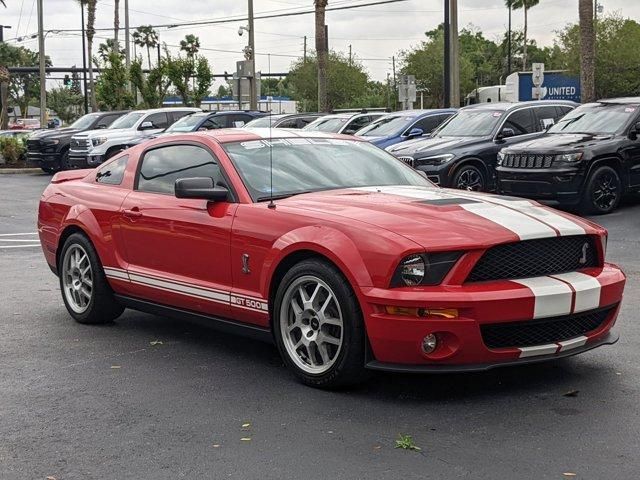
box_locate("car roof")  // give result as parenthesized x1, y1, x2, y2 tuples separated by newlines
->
(461, 100, 578, 112)
(597, 97, 640, 104)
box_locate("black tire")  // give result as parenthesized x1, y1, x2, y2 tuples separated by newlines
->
(41, 166, 57, 174)
(59, 150, 72, 170)
(579, 165, 622, 215)
(58, 233, 124, 324)
(273, 259, 367, 389)
(452, 164, 486, 191)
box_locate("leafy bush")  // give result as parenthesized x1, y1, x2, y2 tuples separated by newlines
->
(0, 136, 27, 165)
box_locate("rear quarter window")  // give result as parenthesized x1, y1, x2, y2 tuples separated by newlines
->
(95, 155, 128, 185)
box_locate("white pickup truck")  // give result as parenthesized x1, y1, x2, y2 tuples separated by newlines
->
(68, 107, 200, 168)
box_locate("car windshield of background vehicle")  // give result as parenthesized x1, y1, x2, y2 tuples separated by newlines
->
(304, 117, 349, 132)
(245, 116, 280, 128)
(224, 138, 432, 201)
(109, 112, 145, 129)
(548, 103, 639, 135)
(70, 113, 101, 130)
(165, 114, 206, 132)
(355, 115, 414, 137)
(435, 110, 503, 137)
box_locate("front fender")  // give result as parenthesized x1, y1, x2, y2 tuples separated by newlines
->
(260, 225, 375, 296)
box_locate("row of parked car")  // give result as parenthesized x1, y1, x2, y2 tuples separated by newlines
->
(26, 98, 640, 214)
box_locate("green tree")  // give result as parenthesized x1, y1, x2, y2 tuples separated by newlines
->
(165, 48, 213, 107)
(288, 51, 369, 111)
(98, 39, 124, 62)
(506, 0, 541, 70)
(179, 34, 200, 58)
(133, 25, 159, 70)
(130, 58, 170, 108)
(217, 84, 230, 98)
(47, 87, 83, 124)
(94, 50, 134, 110)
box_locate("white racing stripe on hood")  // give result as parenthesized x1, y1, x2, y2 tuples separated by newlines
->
(454, 192, 586, 237)
(353, 185, 446, 200)
(460, 202, 556, 240)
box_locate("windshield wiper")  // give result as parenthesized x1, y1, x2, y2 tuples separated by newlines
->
(256, 191, 313, 202)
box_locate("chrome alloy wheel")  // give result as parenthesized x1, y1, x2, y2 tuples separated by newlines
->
(62, 244, 93, 314)
(279, 275, 344, 375)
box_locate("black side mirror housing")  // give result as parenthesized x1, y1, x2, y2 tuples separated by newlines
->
(407, 127, 424, 138)
(496, 127, 516, 141)
(175, 177, 229, 201)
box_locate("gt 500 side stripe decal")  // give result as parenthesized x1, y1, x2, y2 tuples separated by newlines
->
(103, 267, 269, 313)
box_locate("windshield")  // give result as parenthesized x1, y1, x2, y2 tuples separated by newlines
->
(71, 113, 101, 130)
(303, 117, 348, 133)
(109, 112, 145, 129)
(245, 116, 279, 128)
(435, 109, 503, 137)
(356, 115, 414, 137)
(549, 103, 638, 135)
(223, 138, 432, 201)
(164, 114, 203, 132)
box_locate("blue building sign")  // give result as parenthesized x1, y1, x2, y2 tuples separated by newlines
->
(519, 73, 581, 102)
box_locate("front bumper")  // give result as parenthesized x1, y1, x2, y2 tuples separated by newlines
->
(69, 151, 104, 169)
(497, 165, 586, 204)
(26, 150, 62, 168)
(361, 264, 625, 368)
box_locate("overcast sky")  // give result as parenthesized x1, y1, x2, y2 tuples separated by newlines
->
(2, 0, 639, 89)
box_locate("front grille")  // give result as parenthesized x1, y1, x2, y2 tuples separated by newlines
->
(502, 153, 554, 169)
(71, 138, 91, 150)
(481, 306, 614, 349)
(467, 235, 599, 282)
(397, 156, 414, 167)
(27, 139, 42, 151)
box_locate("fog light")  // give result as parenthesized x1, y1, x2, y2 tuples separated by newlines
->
(422, 334, 438, 354)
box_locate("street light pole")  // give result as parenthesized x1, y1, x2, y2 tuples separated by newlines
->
(507, 5, 512, 75)
(37, 0, 47, 127)
(124, 0, 131, 70)
(80, 4, 89, 114)
(248, 0, 257, 110)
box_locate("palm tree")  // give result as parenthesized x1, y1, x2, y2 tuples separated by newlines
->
(314, 0, 328, 112)
(506, 0, 540, 71)
(179, 34, 200, 59)
(98, 39, 124, 62)
(579, 0, 595, 102)
(113, 0, 120, 51)
(133, 26, 159, 70)
(77, 0, 99, 111)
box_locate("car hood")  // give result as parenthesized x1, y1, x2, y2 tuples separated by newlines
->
(72, 128, 135, 139)
(277, 185, 601, 250)
(503, 133, 615, 153)
(387, 136, 488, 157)
(30, 127, 81, 139)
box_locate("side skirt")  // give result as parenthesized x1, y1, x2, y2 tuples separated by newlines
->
(114, 294, 274, 344)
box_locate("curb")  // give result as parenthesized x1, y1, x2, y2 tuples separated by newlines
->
(0, 168, 44, 174)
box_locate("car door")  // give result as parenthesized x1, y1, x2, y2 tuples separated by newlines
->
(117, 143, 237, 318)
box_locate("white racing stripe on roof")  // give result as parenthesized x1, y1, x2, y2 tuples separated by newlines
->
(461, 202, 557, 240)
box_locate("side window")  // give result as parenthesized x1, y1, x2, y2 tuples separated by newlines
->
(202, 117, 226, 130)
(142, 112, 169, 129)
(298, 117, 317, 128)
(137, 145, 222, 194)
(99, 114, 122, 128)
(278, 118, 298, 128)
(503, 109, 536, 136)
(229, 114, 253, 127)
(96, 155, 128, 185)
(413, 115, 445, 134)
(534, 106, 560, 130)
(556, 106, 573, 118)
(344, 116, 371, 134)
(170, 110, 193, 123)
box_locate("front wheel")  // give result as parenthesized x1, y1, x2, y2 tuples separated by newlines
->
(273, 259, 367, 388)
(59, 233, 124, 324)
(579, 165, 622, 215)
(452, 164, 485, 191)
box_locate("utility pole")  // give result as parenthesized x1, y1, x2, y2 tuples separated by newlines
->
(349, 44, 352, 66)
(303, 36, 307, 62)
(392, 55, 396, 109)
(444, 0, 450, 107)
(248, 0, 257, 110)
(80, 4, 88, 114)
(449, 0, 460, 107)
(124, 0, 131, 69)
(37, 0, 47, 127)
(507, 5, 512, 75)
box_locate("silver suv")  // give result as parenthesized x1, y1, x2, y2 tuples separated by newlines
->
(69, 107, 200, 168)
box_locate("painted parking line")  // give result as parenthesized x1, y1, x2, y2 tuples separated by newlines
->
(0, 232, 40, 249)
(0, 244, 41, 249)
(0, 232, 39, 236)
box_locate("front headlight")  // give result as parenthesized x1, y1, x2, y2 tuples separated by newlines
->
(415, 154, 455, 166)
(46, 138, 60, 145)
(92, 137, 108, 146)
(391, 251, 463, 287)
(497, 151, 505, 166)
(555, 152, 583, 162)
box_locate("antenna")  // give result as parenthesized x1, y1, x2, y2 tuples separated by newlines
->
(267, 53, 276, 209)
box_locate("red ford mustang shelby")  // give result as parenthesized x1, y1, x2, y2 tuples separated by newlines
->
(38, 129, 626, 387)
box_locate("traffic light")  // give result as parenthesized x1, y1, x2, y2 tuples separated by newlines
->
(63, 75, 71, 87)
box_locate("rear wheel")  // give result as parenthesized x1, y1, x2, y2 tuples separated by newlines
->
(579, 165, 622, 215)
(452, 164, 485, 191)
(59, 233, 124, 324)
(273, 259, 367, 388)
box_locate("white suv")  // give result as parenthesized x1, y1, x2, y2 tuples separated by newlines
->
(69, 107, 200, 168)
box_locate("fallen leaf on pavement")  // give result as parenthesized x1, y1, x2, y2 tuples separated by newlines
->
(242, 423, 251, 428)
(240, 437, 251, 442)
(150, 340, 163, 346)
(563, 473, 577, 477)
(563, 390, 579, 397)
(110, 365, 121, 369)
(213, 444, 221, 448)
(46, 476, 57, 480)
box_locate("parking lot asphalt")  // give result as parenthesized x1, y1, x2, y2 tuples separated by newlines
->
(1, 173, 638, 480)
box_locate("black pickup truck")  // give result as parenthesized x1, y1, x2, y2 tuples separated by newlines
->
(27, 111, 128, 173)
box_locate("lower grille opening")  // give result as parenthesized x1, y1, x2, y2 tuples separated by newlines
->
(481, 306, 615, 349)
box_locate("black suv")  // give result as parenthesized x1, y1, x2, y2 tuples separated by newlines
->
(497, 98, 640, 214)
(26, 111, 128, 173)
(387, 101, 576, 191)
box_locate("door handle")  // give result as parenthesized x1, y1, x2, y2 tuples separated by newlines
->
(123, 207, 143, 219)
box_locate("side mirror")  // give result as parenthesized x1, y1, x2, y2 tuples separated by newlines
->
(139, 121, 154, 130)
(96, 123, 108, 129)
(407, 127, 424, 138)
(496, 127, 515, 141)
(632, 122, 640, 138)
(175, 177, 229, 201)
